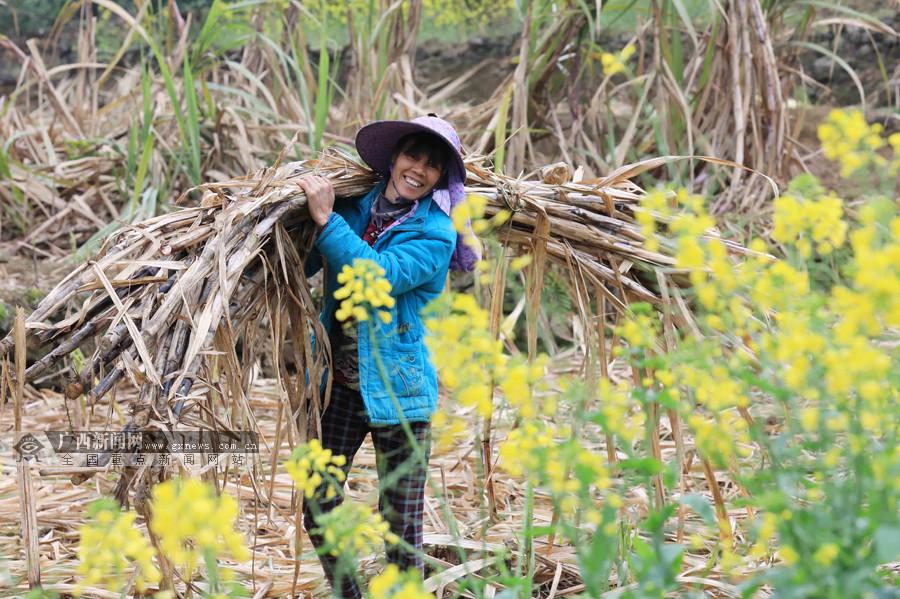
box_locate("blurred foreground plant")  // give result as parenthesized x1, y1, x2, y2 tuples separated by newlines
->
(419, 108, 899, 598)
(149, 478, 250, 597)
(368, 563, 434, 599)
(285, 438, 348, 499)
(625, 108, 900, 596)
(74, 478, 249, 597)
(75, 499, 160, 595)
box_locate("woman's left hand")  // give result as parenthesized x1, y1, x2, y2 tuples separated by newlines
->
(298, 175, 335, 228)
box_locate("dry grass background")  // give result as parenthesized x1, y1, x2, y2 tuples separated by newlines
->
(3, 0, 894, 257)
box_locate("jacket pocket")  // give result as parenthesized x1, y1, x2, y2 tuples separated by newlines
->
(387, 344, 426, 398)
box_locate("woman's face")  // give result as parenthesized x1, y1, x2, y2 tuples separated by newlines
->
(386, 148, 443, 202)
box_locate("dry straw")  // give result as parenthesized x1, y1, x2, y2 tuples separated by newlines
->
(1, 148, 758, 426)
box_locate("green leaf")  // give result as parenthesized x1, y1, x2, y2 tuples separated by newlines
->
(0, 145, 25, 218)
(632, 536, 654, 561)
(644, 503, 678, 532)
(679, 493, 717, 527)
(620, 457, 663, 475)
(183, 53, 202, 186)
(695, 13, 720, 93)
(667, 1, 686, 86)
(874, 525, 900, 563)
(86, 497, 120, 517)
(660, 542, 685, 569)
(786, 173, 826, 199)
(796, 0, 897, 35)
(670, 0, 699, 49)
(131, 133, 155, 212)
(530, 524, 558, 537)
(313, 37, 330, 152)
(125, 120, 139, 188)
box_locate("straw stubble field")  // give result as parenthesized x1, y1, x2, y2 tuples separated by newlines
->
(2, 358, 752, 598)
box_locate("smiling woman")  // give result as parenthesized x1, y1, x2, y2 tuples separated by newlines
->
(296, 115, 478, 598)
(386, 133, 451, 200)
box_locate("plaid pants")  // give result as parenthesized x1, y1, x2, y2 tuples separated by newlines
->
(303, 382, 431, 599)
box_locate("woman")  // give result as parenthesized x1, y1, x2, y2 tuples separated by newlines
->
(298, 115, 476, 597)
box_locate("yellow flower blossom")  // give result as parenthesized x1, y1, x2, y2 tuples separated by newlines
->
(813, 543, 840, 567)
(501, 420, 612, 510)
(369, 563, 435, 599)
(426, 292, 549, 419)
(778, 544, 799, 566)
(334, 259, 394, 324)
(772, 194, 847, 257)
(431, 410, 467, 453)
(597, 378, 644, 445)
(510, 254, 532, 271)
(423, 0, 515, 28)
(500, 422, 554, 480)
(452, 193, 508, 250)
(599, 44, 636, 77)
(817, 109, 887, 177)
(76, 499, 160, 594)
(149, 478, 250, 574)
(688, 410, 750, 464)
(799, 407, 819, 432)
(285, 439, 347, 499)
(618, 311, 659, 351)
(315, 502, 399, 558)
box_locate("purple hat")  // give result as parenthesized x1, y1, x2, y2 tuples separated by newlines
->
(355, 114, 465, 180)
(354, 114, 480, 272)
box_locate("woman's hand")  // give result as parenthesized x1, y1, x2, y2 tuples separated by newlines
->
(298, 175, 335, 228)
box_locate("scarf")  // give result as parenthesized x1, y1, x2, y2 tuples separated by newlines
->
(370, 190, 415, 235)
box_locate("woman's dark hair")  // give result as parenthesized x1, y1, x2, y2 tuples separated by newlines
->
(393, 132, 452, 176)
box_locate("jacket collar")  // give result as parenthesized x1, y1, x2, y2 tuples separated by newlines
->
(358, 181, 432, 229)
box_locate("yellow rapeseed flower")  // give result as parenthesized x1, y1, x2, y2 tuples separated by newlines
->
(618, 312, 659, 351)
(817, 109, 886, 177)
(597, 378, 644, 445)
(688, 410, 750, 464)
(370, 563, 434, 599)
(334, 259, 394, 324)
(813, 542, 840, 567)
(778, 544, 800, 566)
(315, 502, 399, 558)
(76, 499, 160, 595)
(772, 194, 847, 258)
(431, 410, 468, 453)
(426, 292, 548, 420)
(799, 407, 819, 432)
(599, 44, 636, 77)
(285, 439, 347, 499)
(423, 0, 515, 28)
(149, 478, 250, 575)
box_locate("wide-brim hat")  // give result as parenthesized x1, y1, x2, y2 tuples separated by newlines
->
(354, 114, 465, 181)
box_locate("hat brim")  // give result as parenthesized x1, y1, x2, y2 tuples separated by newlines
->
(354, 120, 465, 181)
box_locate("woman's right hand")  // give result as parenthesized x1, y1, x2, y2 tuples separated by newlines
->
(298, 175, 335, 228)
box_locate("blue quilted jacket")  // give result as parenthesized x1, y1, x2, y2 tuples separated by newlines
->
(304, 183, 456, 424)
